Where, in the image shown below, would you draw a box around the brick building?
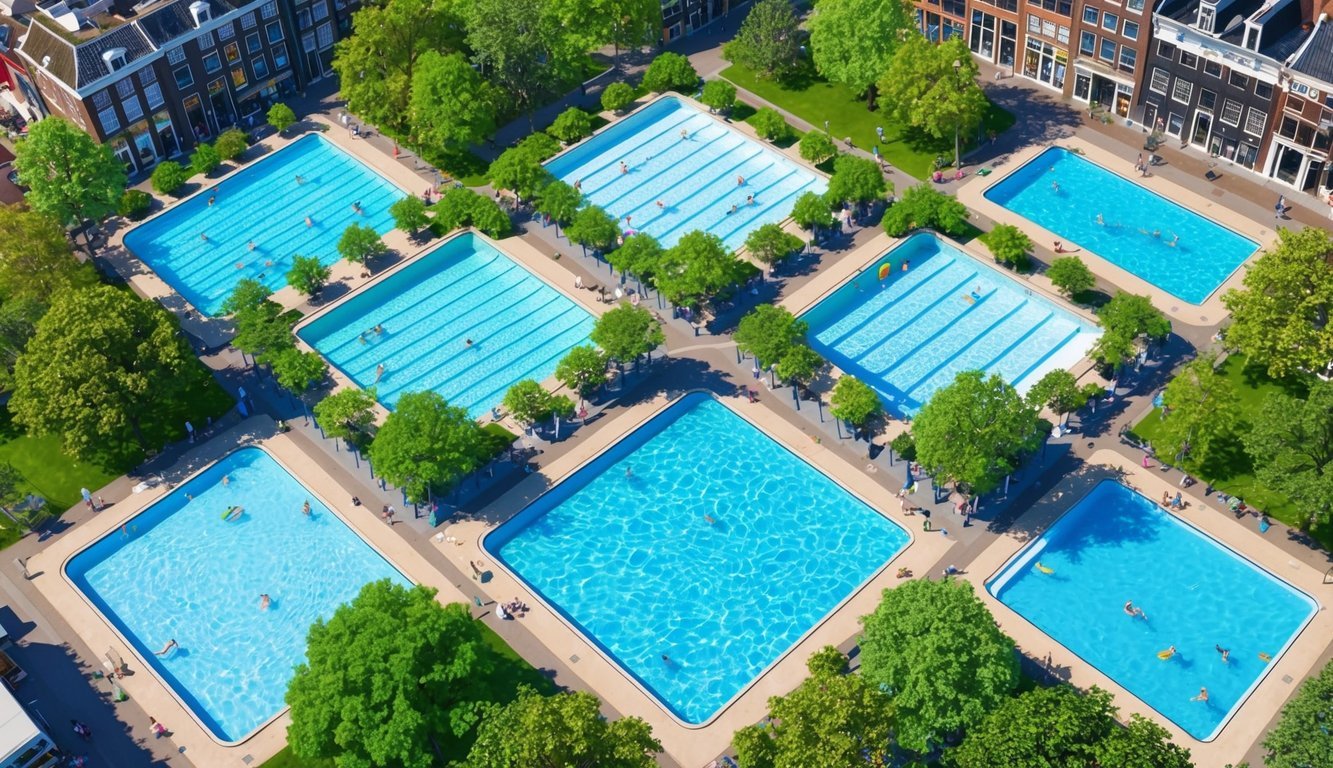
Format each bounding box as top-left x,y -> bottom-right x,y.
1261,7 -> 1333,194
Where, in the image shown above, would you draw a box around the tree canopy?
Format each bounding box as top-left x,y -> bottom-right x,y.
791,190 -> 836,231
487,146 -> 552,199
606,232 -> 663,281
877,36 -> 988,166
548,108 -> 593,144
1152,352 -> 1237,466
750,108 -> 795,143
1263,658 -> 1333,768
286,254 -> 332,297
566,205 -> 621,253
409,50 -> 499,152
1245,380 -> 1333,530
338,223 -> 389,268
745,223 -> 804,266
641,52 -> 698,93
0,207 -> 96,301
882,184 -> 970,237
270,347 -> 328,395
466,0 -> 574,122
190,142 -> 221,176
267,102 -> 297,134
601,82 -> 637,112
368,391 -> 483,502
14,117 -> 126,228
555,345 -> 607,402
535,181 -> 582,233
982,223 -> 1033,272
591,303 -> 664,366
466,687 -> 661,768
734,305 -> 807,369
775,344 -> 823,389
798,131 -> 838,166
502,380 -> 553,429
699,80 -> 738,113
911,370 -> 1042,494
808,0 -> 915,104
391,196 -> 431,234
1047,254 -> 1094,297
1092,292 -> 1171,367
830,375 -> 882,428
653,231 -> 745,309
1025,368 -> 1086,424
722,0 -> 803,80
314,387 -> 378,448
826,154 -> 887,205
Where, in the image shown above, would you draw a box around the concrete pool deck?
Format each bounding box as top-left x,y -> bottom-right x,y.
962,449 -> 1332,765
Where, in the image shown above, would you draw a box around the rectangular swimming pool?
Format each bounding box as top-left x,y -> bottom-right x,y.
485,393 -> 909,724
987,480 -> 1316,740
983,147 -> 1257,304
545,96 -> 826,251
123,134 -> 406,316
803,233 -> 1100,417
297,232 -> 594,417
65,447 -> 409,743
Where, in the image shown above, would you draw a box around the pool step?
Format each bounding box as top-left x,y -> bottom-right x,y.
815,256 -> 960,349
897,296 -> 1029,396
993,321 -> 1084,392
841,267 -> 980,364
872,286 -> 1009,378
899,299 -> 1047,403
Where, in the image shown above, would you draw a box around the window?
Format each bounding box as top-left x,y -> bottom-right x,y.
246,33 -> 262,54
217,24 -> 235,41
297,8 -> 311,28
1080,30 -> 1096,55
1157,40 -> 1177,59
92,89 -> 111,109
252,54 -> 269,80
273,46 -> 289,69
1228,70 -> 1248,89
1171,77 -> 1193,103
262,0 -> 277,17
1123,20 -> 1139,39
1119,46 -> 1136,72
174,65 -> 193,89
1198,88 -> 1217,110
1279,115 -> 1299,138
1202,59 -> 1221,77
1042,19 -> 1056,37
1126,0 -> 1143,11
167,46 -> 186,65
224,42 -> 241,63
138,66 -> 157,85
1287,95 -> 1307,115
98,106 -> 120,135
316,22 -> 334,49
266,21 -> 283,44
1244,106 -> 1266,135
204,52 -> 222,73
1150,67 -> 1170,93
1220,98 -> 1242,125
1179,51 -> 1197,68
115,78 -> 134,98
1100,38 -> 1116,62
1057,25 -> 1069,43
242,11 -> 257,29
1255,80 -> 1273,99
1102,11 -> 1118,30
143,82 -> 164,109
311,1 -> 329,20
302,32 -> 316,52
230,66 -> 246,88
1083,5 -> 1098,23
121,92 -> 143,123
1027,14 -> 1040,33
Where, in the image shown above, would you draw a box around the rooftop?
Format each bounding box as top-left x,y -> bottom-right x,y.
1288,17 -> 1333,82
1157,0 -> 1311,59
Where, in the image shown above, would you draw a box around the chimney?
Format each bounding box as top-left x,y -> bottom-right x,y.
188,0 -> 210,27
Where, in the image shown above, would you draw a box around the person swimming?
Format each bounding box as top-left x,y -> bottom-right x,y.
1191,687 -> 1208,702
1124,600 -> 1146,620
304,215 -> 314,227
1159,645 -> 1177,659
302,500 -> 312,517
260,593 -> 271,610
154,639 -> 178,656
352,201 -> 362,215
1216,645 -> 1230,663
1096,213 -> 1105,225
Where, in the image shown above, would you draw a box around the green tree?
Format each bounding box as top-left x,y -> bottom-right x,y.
1025,368 -> 1086,427
809,0 -> 915,106
548,107 -> 594,143
286,581 -> 495,768
487,147 -> 552,199
190,142 -> 221,176
270,347 -> 328,395
591,303 -> 664,366
733,647 -> 894,768
1153,352 -> 1237,466
1047,254 -> 1095,297
432,186 -> 479,233
391,195 -> 431,235
860,578 -> 1018,753
118,189 -> 152,220
951,685 -> 1114,768
1097,715 -> 1195,768
566,205 -> 621,254
0,207 -> 96,302
0,298 -> 45,390
601,82 -> 636,113
314,387 -> 378,448
699,80 -> 738,113
550,0 -> 658,65
981,223 -> 1033,271
547,393 -> 576,438
1222,226 -> 1333,380
13,117 -> 126,229
535,180 -> 582,235
1092,291 -> 1170,368
214,128 -> 249,162
466,0 -> 573,124
228,282 -> 296,363
791,190 -> 836,231
555,345 -> 607,403
516,131 -> 563,161
911,370 -> 1042,494
503,379 -> 552,429
368,391 -> 483,502
653,231 -> 742,309
826,154 -> 887,206
10,285 -> 195,459
466,687 -> 661,768
830,375 -> 882,429
798,131 -> 837,166
221,277 -> 274,316
882,184 -> 969,237
745,223 -> 804,268
1263,658 -> 1333,768
286,254 -> 332,297
338,223 -> 389,269
150,160 -> 189,195
409,50 -> 499,153
1245,381 -> 1333,530
469,194 -> 512,238
267,102 -> 296,134
734,304 -> 807,368
877,36 -> 988,168
776,344 -> 823,391
642,51 -> 698,93
750,107 -> 794,142
722,0 -> 803,80
607,232 -> 663,281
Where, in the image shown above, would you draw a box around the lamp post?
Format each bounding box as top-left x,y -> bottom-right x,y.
952,59 -> 963,170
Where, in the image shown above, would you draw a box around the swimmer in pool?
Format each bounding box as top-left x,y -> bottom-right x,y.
154,639 -> 178,656
260,594 -> 271,610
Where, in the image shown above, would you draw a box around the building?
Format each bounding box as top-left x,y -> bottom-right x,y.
1261,8 -> 1333,194
0,18 -> 45,120
0,683 -> 59,768
661,0 -> 751,43
1068,0 -> 1152,116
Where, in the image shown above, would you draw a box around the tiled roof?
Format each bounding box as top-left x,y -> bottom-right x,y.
19,21 -> 76,87
1290,21 -> 1333,83
71,23 -> 153,88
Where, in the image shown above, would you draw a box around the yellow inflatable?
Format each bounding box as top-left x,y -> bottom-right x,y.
1034,562 -> 1054,575
1157,647 -> 1176,660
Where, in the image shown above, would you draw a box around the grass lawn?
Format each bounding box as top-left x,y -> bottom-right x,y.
0,411 -> 119,548
721,62 -> 1015,180
1127,355 -> 1330,550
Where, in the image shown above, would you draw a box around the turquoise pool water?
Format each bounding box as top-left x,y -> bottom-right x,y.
66,448 -> 409,742
297,232 -> 594,417
545,96 -> 826,251
123,135 -> 406,316
983,147 -> 1257,304
803,233 -> 1100,417
486,393 -> 909,724
988,481 -> 1316,740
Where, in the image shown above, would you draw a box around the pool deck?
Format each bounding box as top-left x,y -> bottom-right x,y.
956,136 -> 1276,327
963,449 -> 1332,764
22,417 -> 471,767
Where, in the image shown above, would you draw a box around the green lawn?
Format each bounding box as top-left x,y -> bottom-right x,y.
1128,355 -> 1330,549
720,62 -> 1015,180
0,411 -> 119,548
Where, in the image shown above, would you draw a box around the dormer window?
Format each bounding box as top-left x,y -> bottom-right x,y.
1197,2 -> 1215,33
102,47 -> 127,72
189,0 -> 211,27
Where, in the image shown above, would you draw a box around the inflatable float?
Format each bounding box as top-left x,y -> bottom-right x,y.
221,505 -> 244,521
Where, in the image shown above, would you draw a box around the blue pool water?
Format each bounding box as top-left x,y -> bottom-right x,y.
988,481 -> 1316,740
66,448 -> 409,742
124,135 -> 406,316
984,147 -> 1257,304
803,233 -> 1100,417
486,394 -> 909,724
298,232 -> 594,417
545,96 -> 826,251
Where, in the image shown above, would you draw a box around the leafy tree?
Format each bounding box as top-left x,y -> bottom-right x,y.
13,117 -> 126,228
468,194 -> 512,238
226,281 -> 297,363
981,223 -> 1032,271
722,0 -> 803,80
286,581 -> 495,768
750,107 -> 794,142
734,647 -> 894,768
699,80 -> 737,113
368,391 -> 483,502
409,50 -> 498,153
547,393 -> 576,437
535,180 -> 582,235
0,298 -> 45,391
314,387 -> 378,448
338,223 -> 389,269
391,195 -> 431,235
776,344 -> 823,390
877,36 -> 988,168
1222,226 -> 1333,380
1263,658 -> 1333,768
433,186 -> 480,233
745,223 -> 803,267
890,430 -> 916,462
503,379 -> 553,429
607,232 -> 663,281
826,154 -> 887,206
286,254 -> 333,297
734,304 -> 807,368
214,128 -> 249,162
653,231 -> 743,309
1092,291 -> 1170,368
882,184 -> 969,237
911,370 -> 1042,494
117,189 -> 152,220
642,52 -> 698,93
487,147 -> 552,199
555,345 -> 607,403
798,131 -> 837,166
1025,368 -> 1086,427
267,102 -> 296,134
10,286 -> 195,459
190,142 -> 221,176
221,277 -> 274,316
601,82 -> 637,113
0,207 -> 96,302
516,131 -> 563,162
1048,254 -> 1095,297
591,303 -> 664,366
1245,380 -> 1333,530
830,375 -> 882,429
466,687 -> 661,768
808,0 -> 915,106
1097,715 -> 1195,768
549,0 -> 658,65
860,578 -> 1018,753
791,190 -> 835,231
150,161 -> 189,195
566,205 -> 621,254
466,0 -> 573,124
1152,352 -> 1237,466
270,347 -> 328,395
548,107 -> 593,143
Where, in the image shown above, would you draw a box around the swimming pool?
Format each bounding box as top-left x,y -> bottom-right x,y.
123,134 -> 406,316
297,232 -> 594,417
545,96 -> 826,251
485,393 -> 909,724
65,448 -> 410,743
803,233 -> 1100,417
988,481 -> 1316,740
983,147 -> 1257,304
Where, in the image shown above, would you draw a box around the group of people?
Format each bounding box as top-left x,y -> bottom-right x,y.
496,598 -> 529,620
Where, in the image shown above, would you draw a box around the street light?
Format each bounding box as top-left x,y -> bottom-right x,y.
952,59 -> 963,170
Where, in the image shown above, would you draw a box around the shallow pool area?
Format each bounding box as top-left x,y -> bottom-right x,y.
65,448 -> 409,742
485,394 -> 909,724
545,96 -> 826,251
803,233 -> 1100,417
987,480 -> 1316,740
123,135 -> 405,315
297,232 -> 594,417
983,147 -> 1257,304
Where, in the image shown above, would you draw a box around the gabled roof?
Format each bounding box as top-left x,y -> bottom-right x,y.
1289,20 -> 1333,83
